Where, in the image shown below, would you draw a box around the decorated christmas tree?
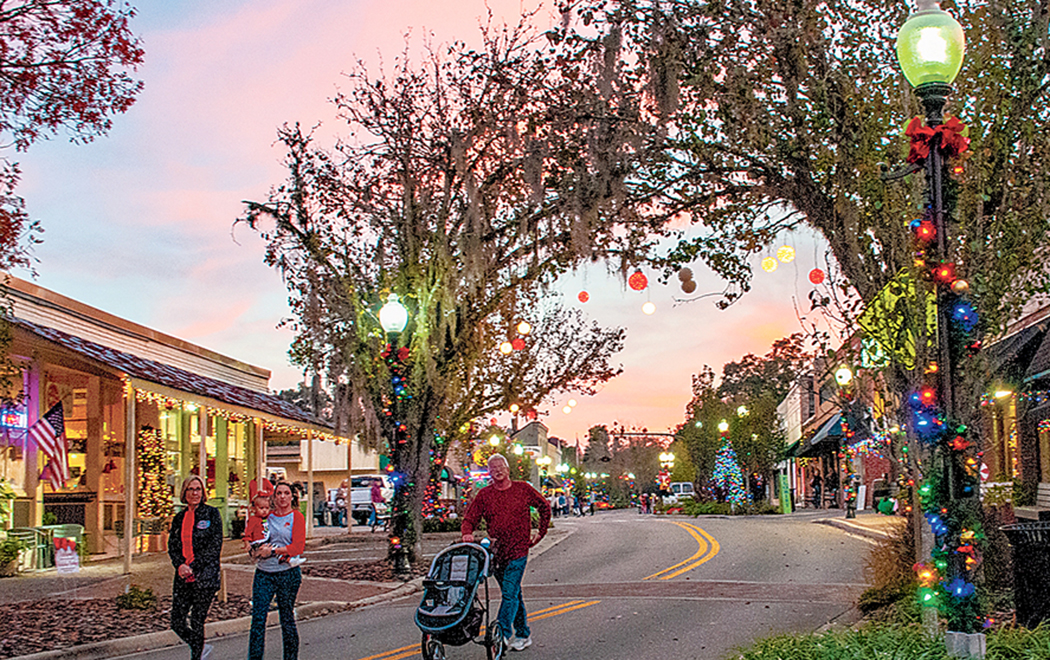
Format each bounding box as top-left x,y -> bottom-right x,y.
137,426 -> 172,519
713,436 -> 748,506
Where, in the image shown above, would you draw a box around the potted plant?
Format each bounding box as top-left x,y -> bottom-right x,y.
0,536 -> 25,577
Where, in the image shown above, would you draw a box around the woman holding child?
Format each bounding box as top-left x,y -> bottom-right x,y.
248,481 -> 307,660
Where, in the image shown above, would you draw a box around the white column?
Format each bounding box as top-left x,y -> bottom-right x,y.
123,390 -> 136,575
198,407 -> 208,493
306,432 -> 314,538
257,421 -> 265,483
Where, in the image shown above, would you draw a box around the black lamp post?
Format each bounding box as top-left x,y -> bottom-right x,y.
379,294 -> 412,576
895,0 -> 966,424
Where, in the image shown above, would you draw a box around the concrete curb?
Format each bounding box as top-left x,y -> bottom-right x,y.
8,593 -> 399,660
814,517 -> 894,542
10,529 -> 574,660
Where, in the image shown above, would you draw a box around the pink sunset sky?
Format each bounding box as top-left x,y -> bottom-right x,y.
15,0 -> 832,444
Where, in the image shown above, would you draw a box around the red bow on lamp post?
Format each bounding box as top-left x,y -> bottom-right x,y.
905,116 -> 970,163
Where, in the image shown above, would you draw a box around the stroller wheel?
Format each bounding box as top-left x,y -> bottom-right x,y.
486,621 -> 505,660
422,633 -> 445,660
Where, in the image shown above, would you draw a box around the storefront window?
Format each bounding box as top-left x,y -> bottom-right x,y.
43,369 -> 90,493
160,408 -> 180,507
0,392 -> 27,495
1039,420 -> 1050,483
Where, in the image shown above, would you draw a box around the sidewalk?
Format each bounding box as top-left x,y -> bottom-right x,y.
2,523 -> 573,660
806,509 -> 906,542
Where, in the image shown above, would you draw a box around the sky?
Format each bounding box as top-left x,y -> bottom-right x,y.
15,0 -> 832,445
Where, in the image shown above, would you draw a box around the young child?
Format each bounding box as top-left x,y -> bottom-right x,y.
243,493 -> 272,557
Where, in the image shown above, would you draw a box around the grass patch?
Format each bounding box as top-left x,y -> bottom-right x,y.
731,623 -> 1050,660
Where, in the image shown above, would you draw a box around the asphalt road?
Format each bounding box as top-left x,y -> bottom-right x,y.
120,509 -> 872,660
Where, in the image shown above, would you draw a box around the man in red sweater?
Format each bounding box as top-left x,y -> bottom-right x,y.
462,453 -> 551,652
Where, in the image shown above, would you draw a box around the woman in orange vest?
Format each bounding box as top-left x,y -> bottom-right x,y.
167,475 -> 223,660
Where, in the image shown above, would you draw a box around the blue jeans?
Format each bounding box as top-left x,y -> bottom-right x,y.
494,556 -> 530,640
249,567 -> 301,660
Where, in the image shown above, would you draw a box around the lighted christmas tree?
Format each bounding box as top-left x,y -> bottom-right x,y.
137,426 -> 172,519
713,436 -> 748,506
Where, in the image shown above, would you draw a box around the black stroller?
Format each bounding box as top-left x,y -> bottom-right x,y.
415,540 -> 505,660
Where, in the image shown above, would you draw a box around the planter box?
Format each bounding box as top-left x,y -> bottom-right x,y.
945,631 -> 986,659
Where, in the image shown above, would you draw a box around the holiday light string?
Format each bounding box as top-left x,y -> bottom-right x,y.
1038,419 -> 1050,434
979,389 -> 1050,407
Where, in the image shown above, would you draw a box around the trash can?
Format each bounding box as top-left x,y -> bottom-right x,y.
1000,522 -> 1050,628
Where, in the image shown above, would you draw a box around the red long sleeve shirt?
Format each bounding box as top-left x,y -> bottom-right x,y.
461,481 -> 551,565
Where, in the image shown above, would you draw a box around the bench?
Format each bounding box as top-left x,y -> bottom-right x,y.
1015,483 -> 1050,521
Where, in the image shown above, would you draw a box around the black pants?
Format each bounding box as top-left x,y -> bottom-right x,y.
171,579 -> 218,660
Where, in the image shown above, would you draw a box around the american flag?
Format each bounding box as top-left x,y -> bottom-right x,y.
30,403 -> 67,491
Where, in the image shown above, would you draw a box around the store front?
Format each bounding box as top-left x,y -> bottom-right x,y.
0,277 -> 349,568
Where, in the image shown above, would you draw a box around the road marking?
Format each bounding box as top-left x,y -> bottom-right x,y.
643,521 -> 720,580
354,600 -> 600,660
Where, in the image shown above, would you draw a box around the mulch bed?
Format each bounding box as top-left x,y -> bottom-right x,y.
302,559 -> 428,582
0,595 -> 252,659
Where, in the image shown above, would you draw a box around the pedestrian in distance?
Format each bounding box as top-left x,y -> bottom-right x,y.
167,474 -> 223,660
462,454 -> 551,652
368,477 -> 385,531
811,472 -> 823,509
248,481 -> 306,660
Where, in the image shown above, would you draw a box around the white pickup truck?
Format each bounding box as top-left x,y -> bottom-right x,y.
664,482 -> 695,504
348,475 -> 394,526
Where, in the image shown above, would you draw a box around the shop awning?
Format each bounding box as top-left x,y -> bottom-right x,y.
12,317 -> 328,430
1024,327 -> 1050,383
985,323 -> 1048,382
795,414 -> 843,458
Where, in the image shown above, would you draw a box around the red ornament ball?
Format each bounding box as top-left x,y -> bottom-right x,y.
578,291 -> 590,303
511,337 -> 526,351
490,417 -> 498,425
809,268 -> 826,285
628,271 -> 648,291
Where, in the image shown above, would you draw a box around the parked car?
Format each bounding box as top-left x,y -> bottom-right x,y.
349,475 -> 394,526
664,482 -> 695,504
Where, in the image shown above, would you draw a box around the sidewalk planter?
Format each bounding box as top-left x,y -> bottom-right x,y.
0,559 -> 15,577
945,631 -> 986,659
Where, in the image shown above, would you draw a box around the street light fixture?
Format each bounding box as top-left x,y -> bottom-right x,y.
718,420 -> 729,433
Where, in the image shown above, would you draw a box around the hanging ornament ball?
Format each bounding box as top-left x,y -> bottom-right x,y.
628,270 -> 648,291
682,280 -> 697,294
516,321 -> 532,335
952,279 -> 970,294
511,337 -> 526,351
761,257 -> 778,273
642,301 -> 656,315
809,268 -> 826,284
499,341 -> 513,355
563,406 -> 572,414
578,290 -> 590,303
677,267 -> 693,282
776,245 -> 796,263
490,417 -> 498,425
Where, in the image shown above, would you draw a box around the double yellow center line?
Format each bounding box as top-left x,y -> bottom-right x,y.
642,521 -> 720,580
359,600 -> 601,660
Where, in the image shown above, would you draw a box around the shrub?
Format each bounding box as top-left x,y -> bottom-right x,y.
116,584 -> 156,610
0,537 -> 24,564
859,513 -> 916,614
422,518 -> 462,534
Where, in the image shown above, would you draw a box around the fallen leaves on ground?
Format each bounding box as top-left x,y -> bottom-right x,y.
0,595 -> 251,659
302,559 -> 427,582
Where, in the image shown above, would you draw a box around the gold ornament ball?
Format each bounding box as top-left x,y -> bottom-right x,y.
677,267 -> 693,282
952,279 -> 970,294
682,280 -> 697,294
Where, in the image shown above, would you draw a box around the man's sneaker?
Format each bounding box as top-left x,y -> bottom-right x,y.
508,636 -> 532,651
201,644 -> 214,660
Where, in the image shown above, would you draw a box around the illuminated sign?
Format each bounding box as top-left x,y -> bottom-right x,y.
0,409 -> 26,430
